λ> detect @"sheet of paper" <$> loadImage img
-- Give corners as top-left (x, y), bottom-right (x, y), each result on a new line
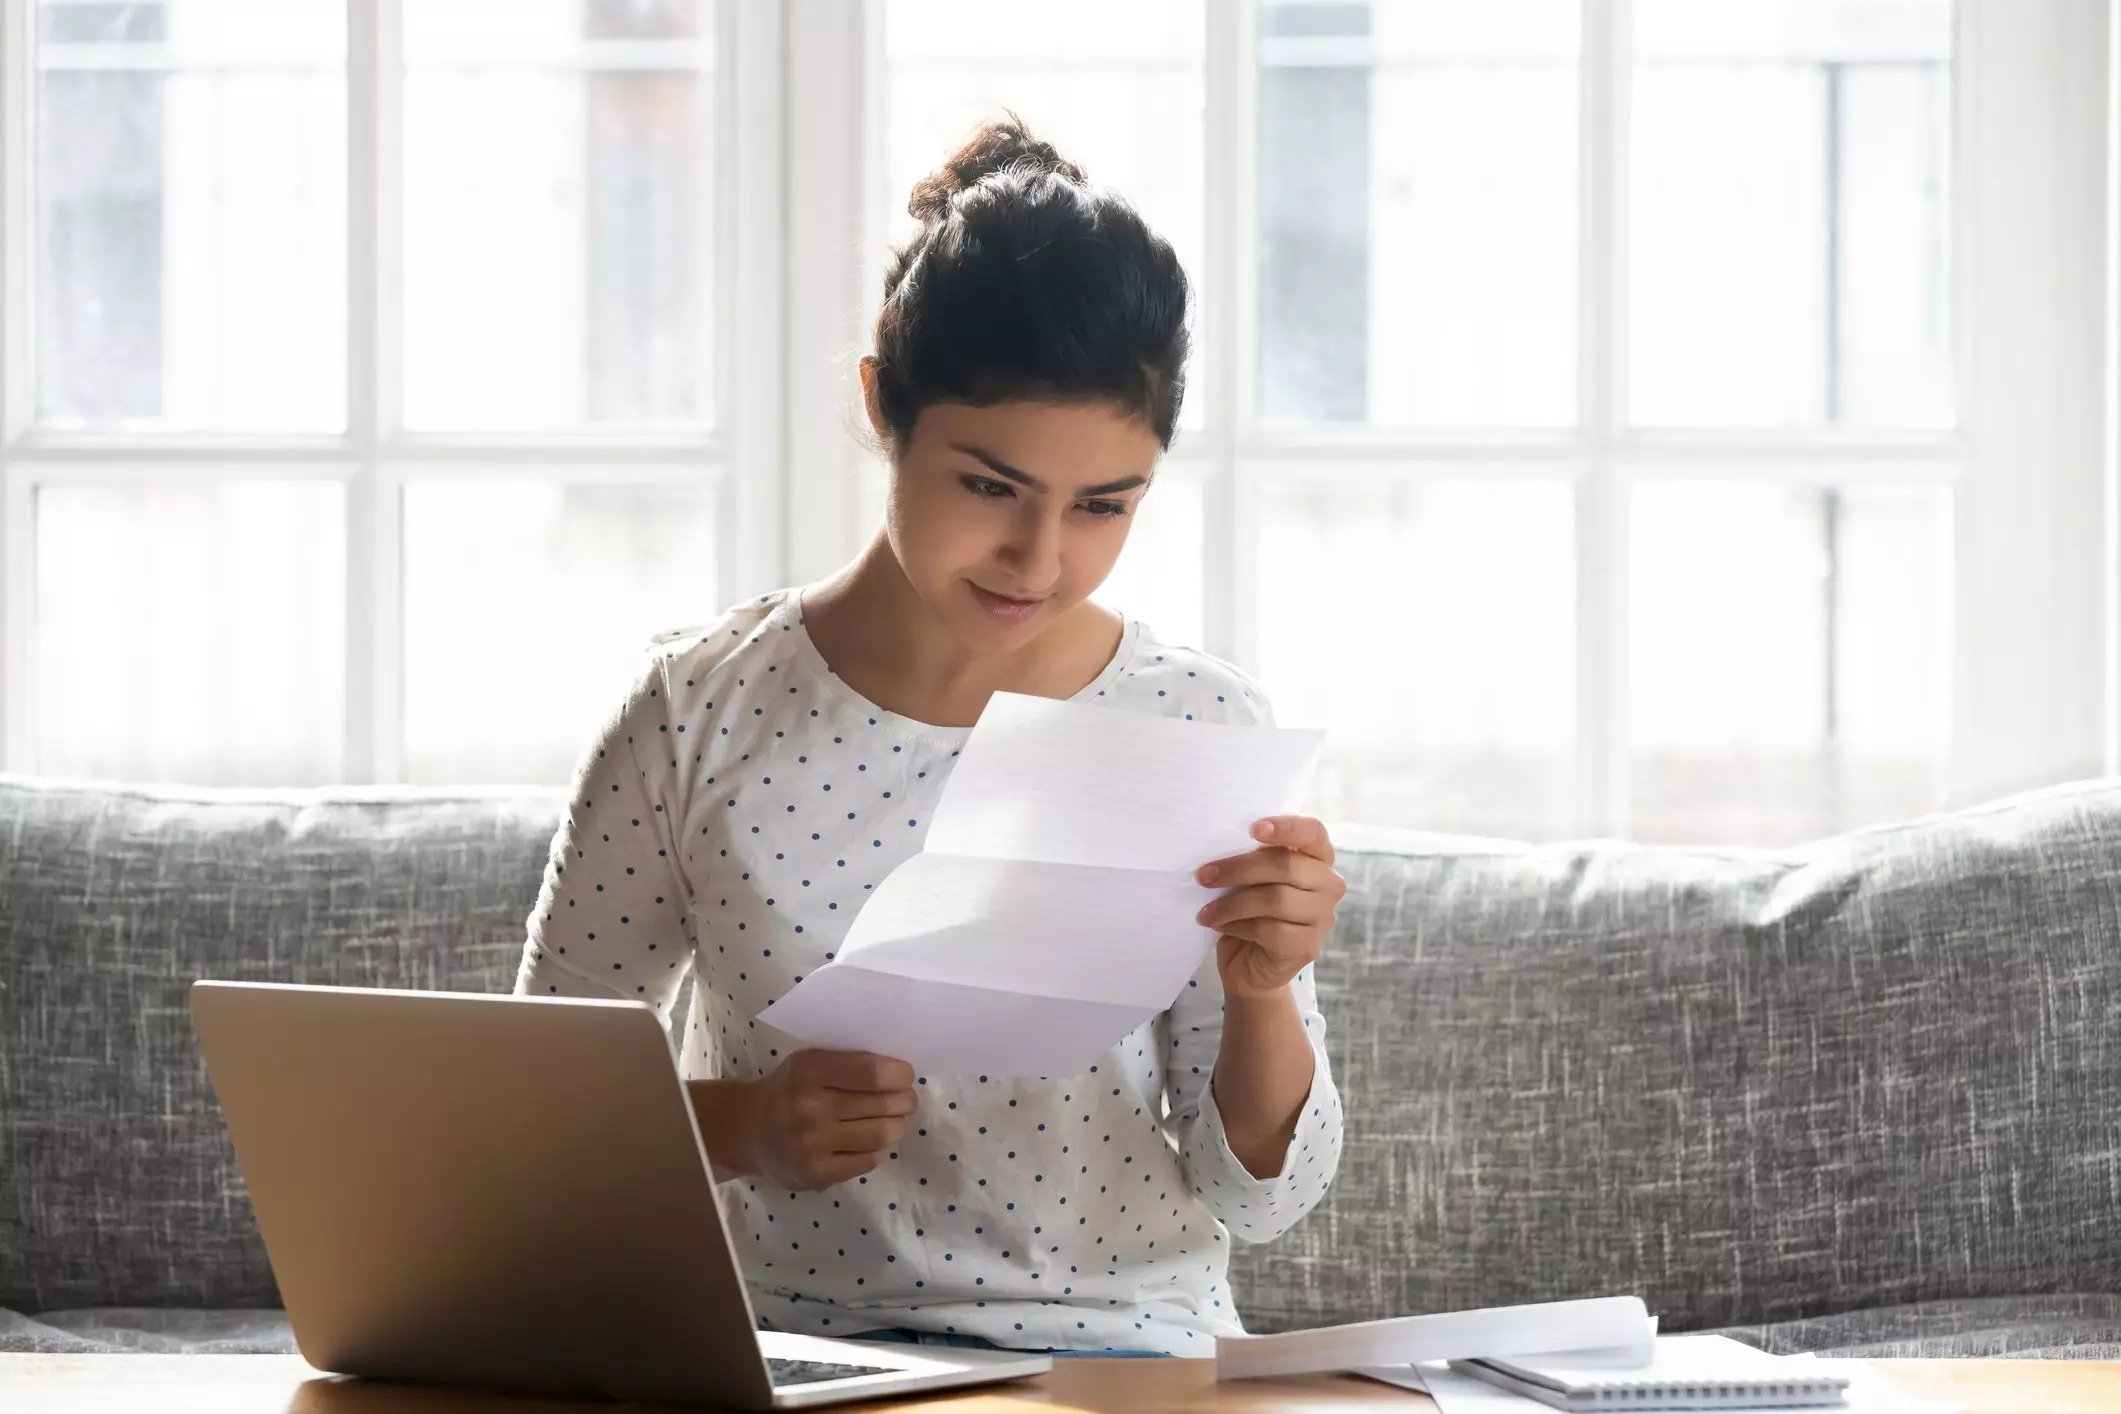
top-left (752, 967), bottom-right (1155, 1078)
top-left (1405, 1362), bottom-right (1541, 1410)
top-left (756, 691), bottom-right (1325, 1077)
top-left (1215, 1297), bottom-right (1654, 1381)
top-left (1416, 1360), bottom-right (1574, 1411)
top-left (1353, 1365), bottom-right (1431, 1394)
top-left (830, 854), bottom-right (1216, 1006)
top-left (924, 690), bottom-right (1326, 871)
top-left (1465, 1332), bottom-right (1822, 1385)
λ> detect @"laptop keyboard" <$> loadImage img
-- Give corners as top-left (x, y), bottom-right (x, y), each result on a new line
top-left (766, 1357), bottom-right (897, 1387)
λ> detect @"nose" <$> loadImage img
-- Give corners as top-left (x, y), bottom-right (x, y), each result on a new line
top-left (997, 503), bottom-right (1064, 593)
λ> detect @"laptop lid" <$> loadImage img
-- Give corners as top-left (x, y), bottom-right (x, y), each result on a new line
top-left (190, 981), bottom-right (779, 1407)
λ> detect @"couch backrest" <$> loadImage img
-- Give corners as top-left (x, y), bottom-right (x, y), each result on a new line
top-left (0, 778), bottom-right (567, 1312)
top-left (4, 775), bottom-right (2119, 1329)
top-left (1228, 786), bottom-right (2121, 1332)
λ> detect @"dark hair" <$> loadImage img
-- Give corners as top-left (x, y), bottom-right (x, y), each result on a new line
top-left (869, 113), bottom-right (1191, 451)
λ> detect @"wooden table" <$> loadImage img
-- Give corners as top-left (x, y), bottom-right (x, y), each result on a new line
top-left (4, 1354), bottom-right (2121, 1413)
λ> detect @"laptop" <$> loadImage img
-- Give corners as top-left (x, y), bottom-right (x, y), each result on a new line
top-left (188, 981), bottom-right (1052, 1408)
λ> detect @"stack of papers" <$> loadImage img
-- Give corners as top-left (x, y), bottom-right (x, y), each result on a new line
top-left (757, 691), bottom-right (1324, 1077)
top-left (1220, 1301), bottom-right (1948, 1414)
top-left (1216, 1297), bottom-right (1657, 1380)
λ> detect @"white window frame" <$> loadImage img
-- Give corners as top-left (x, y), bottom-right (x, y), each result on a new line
top-left (0, 0), bottom-right (786, 784)
top-left (790, 0), bottom-right (2116, 836)
top-left (0, 0), bottom-right (2111, 836)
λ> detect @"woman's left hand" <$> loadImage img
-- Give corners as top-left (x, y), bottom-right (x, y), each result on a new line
top-left (1194, 815), bottom-right (1347, 1000)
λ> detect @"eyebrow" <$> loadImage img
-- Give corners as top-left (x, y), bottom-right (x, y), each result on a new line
top-left (950, 443), bottom-right (1148, 499)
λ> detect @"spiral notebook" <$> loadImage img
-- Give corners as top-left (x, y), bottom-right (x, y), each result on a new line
top-left (1451, 1334), bottom-right (1850, 1411)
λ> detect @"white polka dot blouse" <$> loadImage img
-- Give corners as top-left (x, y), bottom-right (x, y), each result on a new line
top-left (514, 588), bottom-right (1345, 1355)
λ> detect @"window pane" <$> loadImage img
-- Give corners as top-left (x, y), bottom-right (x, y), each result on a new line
top-left (1629, 481), bottom-right (1951, 845)
top-left (1254, 477), bottom-right (1576, 838)
top-left (36, 481), bottom-right (346, 783)
top-left (403, 0), bottom-right (716, 430)
top-left (880, 1), bottom-right (1205, 430)
top-left (1630, 0), bottom-right (1953, 428)
top-left (1258, 0), bottom-right (1578, 428)
top-left (402, 479), bottom-right (718, 784)
top-left (1092, 469), bottom-right (1204, 651)
top-left (32, 0), bottom-right (346, 430)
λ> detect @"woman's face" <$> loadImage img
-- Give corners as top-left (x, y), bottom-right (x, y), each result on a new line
top-left (880, 395), bottom-right (1160, 650)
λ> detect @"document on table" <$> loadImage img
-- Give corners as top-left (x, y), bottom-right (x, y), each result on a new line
top-left (1216, 1297), bottom-right (1655, 1381)
top-left (755, 690), bottom-right (1325, 1077)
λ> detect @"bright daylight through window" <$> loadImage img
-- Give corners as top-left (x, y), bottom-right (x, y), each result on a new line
top-left (8, 0), bottom-right (2091, 851)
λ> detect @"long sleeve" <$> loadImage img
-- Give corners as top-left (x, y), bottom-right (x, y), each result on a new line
top-left (514, 651), bottom-right (697, 1024)
top-left (1152, 673), bottom-right (1345, 1242)
top-left (1159, 944), bottom-right (1344, 1244)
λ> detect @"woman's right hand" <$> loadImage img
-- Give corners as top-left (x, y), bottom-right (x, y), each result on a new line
top-left (742, 1049), bottom-right (919, 1191)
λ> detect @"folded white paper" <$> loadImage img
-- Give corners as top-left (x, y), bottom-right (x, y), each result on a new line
top-left (1215, 1296), bottom-right (1655, 1381)
top-left (755, 691), bottom-right (1325, 1077)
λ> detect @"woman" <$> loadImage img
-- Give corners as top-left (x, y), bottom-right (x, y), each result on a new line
top-left (515, 116), bottom-right (1346, 1356)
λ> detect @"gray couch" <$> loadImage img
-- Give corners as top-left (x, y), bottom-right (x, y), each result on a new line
top-left (4, 773), bottom-right (2120, 1358)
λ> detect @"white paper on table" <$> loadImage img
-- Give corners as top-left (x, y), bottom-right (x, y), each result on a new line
top-left (1215, 1297), bottom-right (1655, 1381)
top-left (1404, 1362), bottom-right (1542, 1410)
top-left (1416, 1360), bottom-right (1579, 1411)
top-left (1353, 1364), bottom-right (1431, 1394)
top-left (755, 691), bottom-right (1324, 1077)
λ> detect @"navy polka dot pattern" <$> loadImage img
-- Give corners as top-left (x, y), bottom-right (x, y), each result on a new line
top-left (513, 589), bottom-right (1345, 1355)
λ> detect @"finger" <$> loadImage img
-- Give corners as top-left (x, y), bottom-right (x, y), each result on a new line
top-left (1250, 815), bottom-right (1334, 864)
top-left (829, 1086), bottom-right (918, 1121)
top-left (1214, 915), bottom-right (1322, 956)
top-left (1196, 881), bottom-right (1332, 933)
top-left (829, 1115), bottom-right (907, 1154)
top-left (1195, 847), bottom-right (1340, 892)
top-left (813, 1050), bottom-right (917, 1093)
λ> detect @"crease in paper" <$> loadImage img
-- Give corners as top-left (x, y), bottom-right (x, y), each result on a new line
top-left (756, 691), bottom-right (1324, 1077)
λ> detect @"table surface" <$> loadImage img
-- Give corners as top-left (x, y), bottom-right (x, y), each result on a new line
top-left (3, 1354), bottom-right (2121, 1414)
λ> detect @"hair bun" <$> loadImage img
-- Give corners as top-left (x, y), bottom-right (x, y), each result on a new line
top-left (907, 111), bottom-right (1086, 223)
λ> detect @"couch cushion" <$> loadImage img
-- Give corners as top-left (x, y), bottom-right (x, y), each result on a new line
top-left (7, 1295), bottom-right (2121, 1359)
top-left (1718, 1295), bottom-right (2121, 1359)
top-left (1229, 781), bottom-right (2121, 1334)
top-left (0, 777), bottom-right (569, 1313)
top-left (0, 1307), bottom-right (299, 1355)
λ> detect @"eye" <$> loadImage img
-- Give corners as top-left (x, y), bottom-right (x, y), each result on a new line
top-left (960, 475), bottom-right (1015, 501)
top-left (1078, 499), bottom-right (1131, 519)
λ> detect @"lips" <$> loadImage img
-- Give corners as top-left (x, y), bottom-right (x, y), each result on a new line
top-left (970, 583), bottom-right (1047, 622)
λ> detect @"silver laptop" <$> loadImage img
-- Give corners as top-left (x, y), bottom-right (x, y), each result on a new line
top-left (189, 981), bottom-right (1051, 1408)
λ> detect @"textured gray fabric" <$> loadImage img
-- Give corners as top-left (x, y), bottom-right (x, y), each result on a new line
top-left (7, 772), bottom-right (2121, 1356)
top-left (1716, 1294), bottom-right (2121, 1359)
top-left (0, 1307), bottom-right (298, 1355)
top-left (8, 1295), bottom-right (2121, 1358)
top-left (1229, 781), bottom-right (2121, 1335)
top-left (0, 776), bottom-right (568, 1313)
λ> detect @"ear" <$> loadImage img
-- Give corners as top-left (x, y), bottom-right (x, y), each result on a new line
top-left (858, 356), bottom-right (891, 448)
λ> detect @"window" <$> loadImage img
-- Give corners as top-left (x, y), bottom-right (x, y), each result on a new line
top-left (856, 0), bottom-right (2100, 845)
top-left (32, 0), bottom-right (347, 432)
top-left (6, 1), bottom-right (2111, 847)
top-left (10, 0), bottom-right (759, 787)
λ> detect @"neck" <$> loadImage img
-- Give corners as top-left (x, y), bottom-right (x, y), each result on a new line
top-left (804, 533), bottom-right (1016, 718)
top-left (800, 532), bottom-right (1117, 726)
